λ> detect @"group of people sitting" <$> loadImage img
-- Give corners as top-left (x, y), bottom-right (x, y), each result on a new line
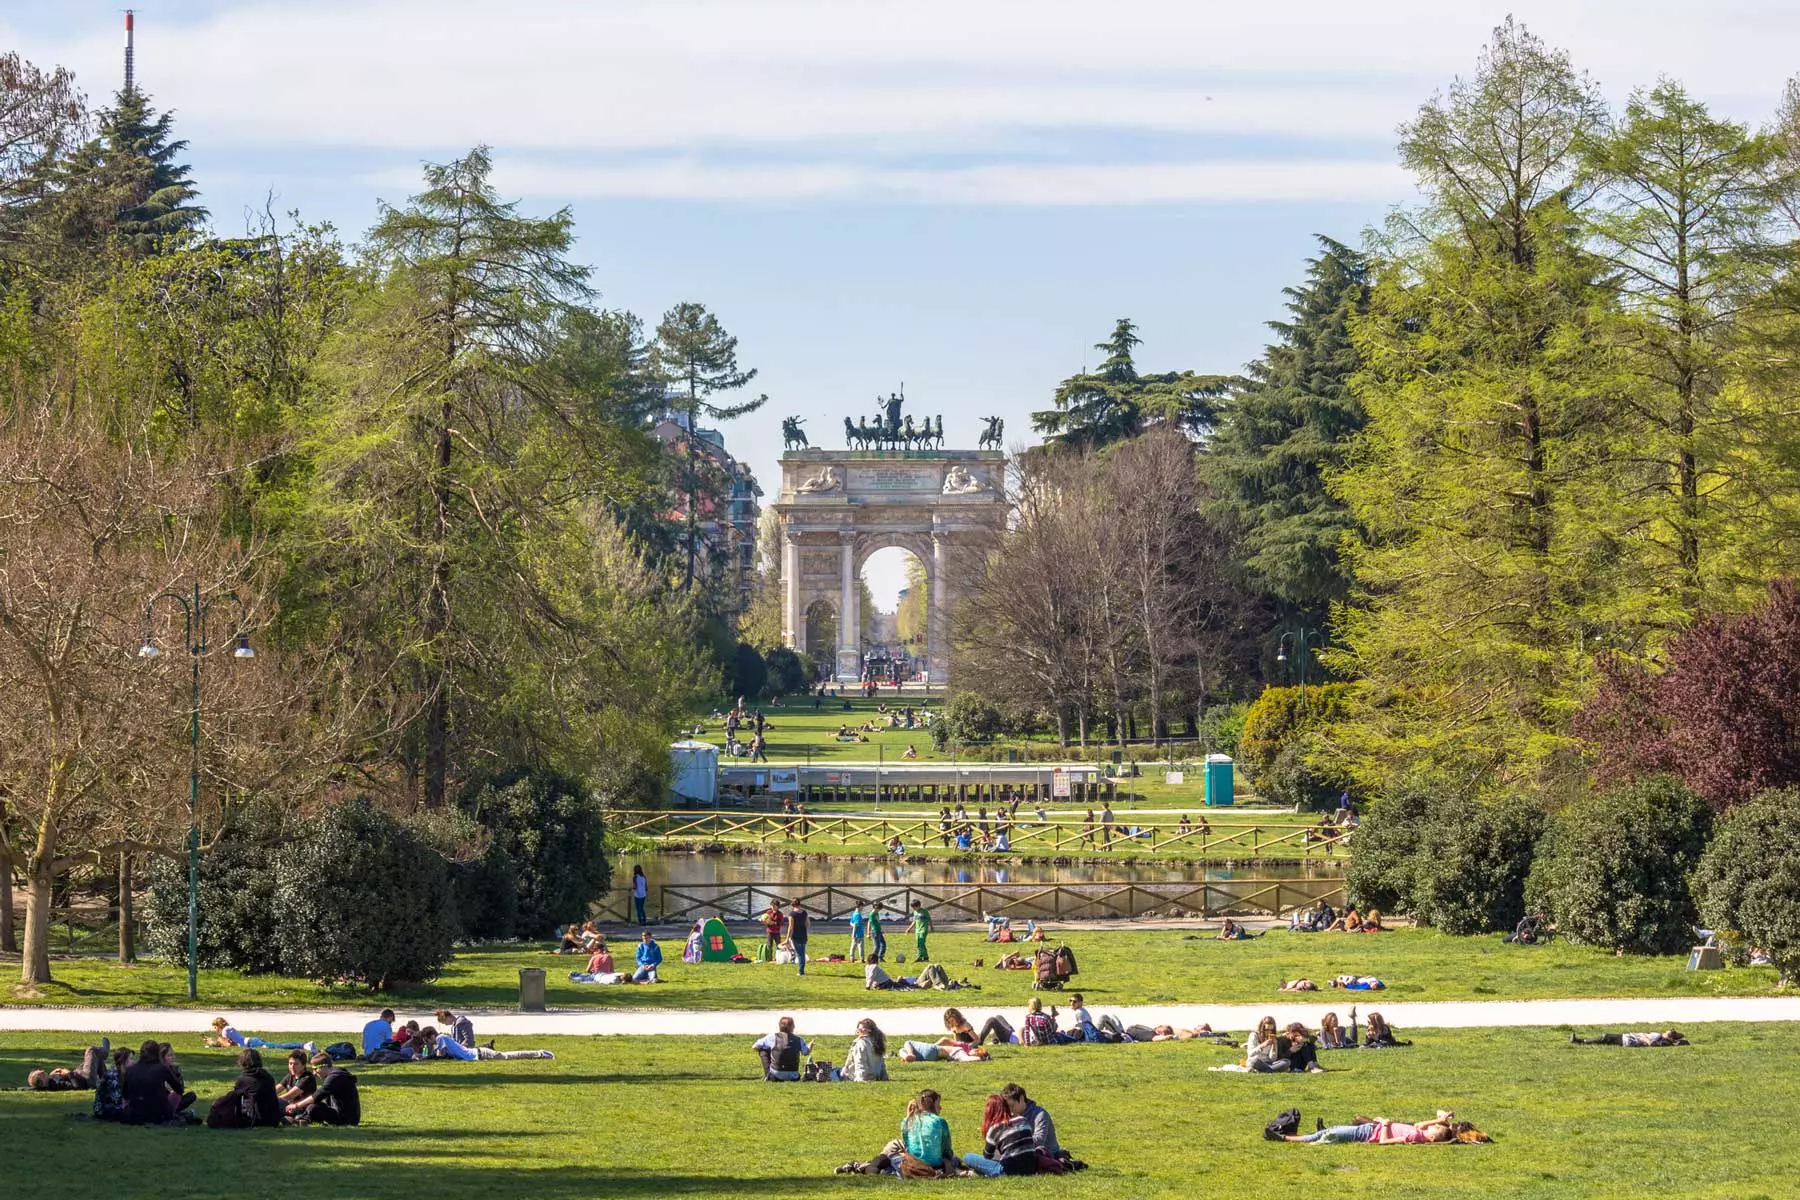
top-left (568, 929), bottom-right (664, 983)
top-left (836, 1084), bottom-right (1082, 1178)
top-left (357, 1008), bottom-right (555, 1063)
top-left (25, 1037), bottom-right (359, 1129)
top-left (1287, 902), bottom-right (1385, 933)
top-left (1207, 1009), bottom-right (1409, 1070)
top-left (755, 1015), bottom-right (893, 1081)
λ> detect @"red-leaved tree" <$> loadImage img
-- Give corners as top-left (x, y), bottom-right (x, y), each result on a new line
top-left (1577, 580), bottom-right (1800, 809)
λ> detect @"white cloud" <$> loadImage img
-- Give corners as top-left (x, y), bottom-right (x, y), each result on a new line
top-left (8, 0), bottom-right (1797, 206)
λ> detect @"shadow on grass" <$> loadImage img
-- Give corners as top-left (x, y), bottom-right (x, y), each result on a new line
top-left (359, 1070), bottom-right (728, 1088)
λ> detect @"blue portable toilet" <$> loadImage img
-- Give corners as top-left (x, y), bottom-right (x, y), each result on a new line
top-left (1203, 754), bottom-right (1235, 807)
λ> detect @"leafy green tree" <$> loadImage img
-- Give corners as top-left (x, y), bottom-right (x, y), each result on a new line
top-left (650, 302), bottom-right (766, 592)
top-left (1584, 82), bottom-right (1782, 623)
top-left (458, 767), bottom-right (611, 939)
top-left (1201, 237), bottom-right (1369, 616)
top-left (1032, 318), bottom-right (1231, 450)
top-left (1329, 19), bottom-right (1617, 798)
top-left (1693, 787), bottom-right (1800, 982)
top-left (1526, 777), bottom-right (1711, 953)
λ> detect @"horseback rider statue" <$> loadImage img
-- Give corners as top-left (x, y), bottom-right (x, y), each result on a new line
top-left (782, 416), bottom-right (809, 450)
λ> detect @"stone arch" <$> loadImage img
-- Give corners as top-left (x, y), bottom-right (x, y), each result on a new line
top-left (802, 597), bottom-right (837, 664)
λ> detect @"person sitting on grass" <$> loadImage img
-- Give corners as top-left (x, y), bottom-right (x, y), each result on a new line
top-left (122, 1040), bottom-right (195, 1125)
top-left (287, 1052), bottom-right (360, 1125)
top-left (434, 1009), bottom-right (475, 1048)
top-left (1020, 996), bottom-right (1062, 1045)
top-left (1246, 1016), bottom-right (1291, 1072)
top-left (1569, 1029), bottom-right (1688, 1047)
top-left (1318, 1012), bottom-right (1354, 1049)
top-left (1274, 1109), bottom-right (1486, 1144)
top-left (836, 1019), bottom-right (889, 1082)
top-left (207, 1048), bottom-right (284, 1128)
top-left (206, 1017), bottom-right (314, 1053)
top-left (1363, 1011), bottom-right (1411, 1048)
top-left (1279, 978), bottom-right (1319, 992)
top-left (277, 1051), bottom-right (317, 1108)
top-left (1279, 1022), bottom-right (1325, 1073)
top-left (633, 930), bottom-right (663, 982)
top-left (1327, 907), bottom-right (1363, 932)
top-left (943, 1006), bottom-right (1015, 1048)
top-left (1358, 908), bottom-right (1385, 931)
top-left (902, 1089), bottom-right (959, 1175)
top-left (585, 941), bottom-right (615, 975)
top-left (26, 1040), bottom-right (108, 1091)
top-left (1330, 974), bottom-right (1385, 990)
top-left (93, 1046), bottom-right (131, 1121)
top-left (361, 1009), bottom-right (396, 1057)
top-left (962, 1093), bottom-right (1041, 1176)
top-left (754, 1016), bottom-right (812, 1081)
top-left (1003, 1082), bottom-right (1068, 1166)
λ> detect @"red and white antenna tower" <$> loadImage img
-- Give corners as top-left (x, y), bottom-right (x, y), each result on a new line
top-left (123, 10), bottom-right (136, 92)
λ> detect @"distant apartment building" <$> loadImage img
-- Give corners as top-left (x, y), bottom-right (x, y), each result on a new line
top-left (651, 410), bottom-right (762, 615)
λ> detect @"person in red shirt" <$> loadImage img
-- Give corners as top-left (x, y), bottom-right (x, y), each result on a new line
top-left (761, 901), bottom-right (787, 961)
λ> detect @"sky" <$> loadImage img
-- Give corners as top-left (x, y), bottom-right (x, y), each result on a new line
top-left (7, 1), bottom-right (1799, 608)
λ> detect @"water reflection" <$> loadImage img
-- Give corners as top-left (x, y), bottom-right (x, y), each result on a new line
top-left (630, 851), bottom-right (1342, 892)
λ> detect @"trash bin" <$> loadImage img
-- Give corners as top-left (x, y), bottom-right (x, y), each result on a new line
top-left (1203, 754), bottom-right (1235, 807)
top-left (1687, 945), bottom-right (1723, 972)
top-left (518, 967), bottom-right (547, 1012)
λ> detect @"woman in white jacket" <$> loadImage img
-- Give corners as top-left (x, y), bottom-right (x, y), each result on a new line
top-left (1246, 1016), bottom-right (1292, 1072)
top-left (836, 1019), bottom-right (890, 1082)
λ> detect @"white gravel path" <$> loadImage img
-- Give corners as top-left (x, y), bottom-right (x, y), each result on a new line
top-left (1, 995), bottom-right (1795, 1037)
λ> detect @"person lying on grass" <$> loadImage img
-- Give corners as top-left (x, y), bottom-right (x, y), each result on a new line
top-left (205, 1017), bottom-right (314, 1053)
top-left (944, 1006), bottom-right (1015, 1048)
top-left (1274, 1110), bottom-right (1489, 1144)
top-left (420, 1024), bottom-right (555, 1061)
top-left (1217, 919), bottom-right (1260, 940)
top-left (25, 1040), bottom-right (108, 1091)
top-left (898, 1039), bottom-right (990, 1062)
top-left (1149, 1023), bottom-right (1240, 1045)
top-left (1279, 978), bottom-right (1319, 991)
top-left (1569, 1029), bottom-right (1688, 1047)
top-left (1330, 974), bottom-right (1385, 990)
top-left (1326, 907), bottom-right (1363, 932)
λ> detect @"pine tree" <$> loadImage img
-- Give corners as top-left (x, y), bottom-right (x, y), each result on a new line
top-left (650, 302), bottom-right (766, 593)
top-left (1032, 318), bottom-right (1231, 451)
top-left (79, 86), bottom-right (207, 252)
top-left (1200, 237), bottom-right (1370, 618)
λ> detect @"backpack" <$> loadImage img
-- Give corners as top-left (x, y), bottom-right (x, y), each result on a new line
top-left (1264, 1108), bottom-right (1302, 1139)
top-left (92, 1069), bottom-right (126, 1121)
top-left (802, 1060), bottom-right (834, 1082)
top-left (206, 1091), bottom-right (252, 1129)
top-left (1054, 946), bottom-right (1078, 977)
top-left (324, 1041), bottom-right (358, 1062)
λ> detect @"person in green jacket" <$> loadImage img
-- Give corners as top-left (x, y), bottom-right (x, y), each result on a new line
top-left (869, 906), bottom-right (886, 962)
top-left (910, 902), bottom-right (932, 963)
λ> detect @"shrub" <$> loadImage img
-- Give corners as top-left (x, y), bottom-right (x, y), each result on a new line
top-left (1693, 787), bottom-right (1800, 982)
top-left (459, 767), bottom-right (611, 938)
top-left (1258, 735), bottom-right (1354, 810)
top-left (273, 797), bottom-right (456, 988)
top-left (143, 803), bottom-right (286, 972)
top-left (1196, 702), bottom-right (1251, 758)
top-left (1345, 787), bottom-right (1434, 914)
top-left (936, 692), bottom-right (1005, 746)
top-left (762, 646), bottom-right (809, 697)
top-left (1411, 794), bottom-right (1545, 935)
top-left (1238, 684), bottom-right (1354, 802)
top-left (1525, 777), bottom-right (1711, 953)
top-left (449, 842), bottom-right (520, 941)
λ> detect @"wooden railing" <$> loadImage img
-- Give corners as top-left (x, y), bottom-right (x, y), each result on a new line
top-left (631, 880), bottom-right (1344, 923)
top-left (611, 809), bottom-right (1353, 858)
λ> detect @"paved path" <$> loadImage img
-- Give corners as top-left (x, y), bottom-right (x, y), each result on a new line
top-left (2, 996), bottom-right (1796, 1037)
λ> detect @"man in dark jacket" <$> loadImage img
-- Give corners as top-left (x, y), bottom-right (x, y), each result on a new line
top-left (289, 1052), bottom-right (361, 1125)
top-left (210, 1049), bottom-right (284, 1128)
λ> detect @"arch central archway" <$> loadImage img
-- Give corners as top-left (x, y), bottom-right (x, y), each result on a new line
top-left (774, 448), bottom-right (1006, 685)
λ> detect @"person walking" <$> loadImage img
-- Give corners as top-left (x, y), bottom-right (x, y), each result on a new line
top-left (910, 901), bottom-right (933, 963)
top-left (632, 865), bottom-right (649, 925)
top-left (848, 903), bottom-right (869, 962)
top-left (788, 899), bottom-right (812, 976)
top-left (869, 905), bottom-right (887, 963)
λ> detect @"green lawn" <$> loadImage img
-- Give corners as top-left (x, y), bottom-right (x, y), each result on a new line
top-left (2, 1025), bottom-right (1793, 1198)
top-left (7, 927), bottom-right (1781, 1011)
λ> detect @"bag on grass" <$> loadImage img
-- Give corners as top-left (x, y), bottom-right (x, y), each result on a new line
top-left (1264, 1107), bottom-right (1301, 1139)
top-left (324, 1042), bottom-right (358, 1062)
top-left (206, 1092), bottom-right (252, 1129)
top-left (897, 1152), bottom-right (941, 1179)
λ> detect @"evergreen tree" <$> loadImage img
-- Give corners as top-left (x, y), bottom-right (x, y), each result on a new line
top-left (1032, 318), bottom-right (1231, 451)
top-left (1329, 19), bottom-right (1616, 798)
top-left (650, 302), bottom-right (766, 593)
top-left (1201, 237), bottom-right (1370, 617)
top-left (77, 86), bottom-right (207, 252)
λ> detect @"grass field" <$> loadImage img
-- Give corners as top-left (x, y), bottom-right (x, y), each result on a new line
top-left (7, 928), bottom-right (1781, 1011)
top-left (2, 1025), bottom-right (1792, 1199)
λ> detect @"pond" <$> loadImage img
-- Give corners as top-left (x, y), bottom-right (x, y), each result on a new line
top-left (627, 851), bottom-right (1343, 891)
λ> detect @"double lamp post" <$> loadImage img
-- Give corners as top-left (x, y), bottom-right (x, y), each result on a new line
top-left (139, 584), bottom-right (253, 1001)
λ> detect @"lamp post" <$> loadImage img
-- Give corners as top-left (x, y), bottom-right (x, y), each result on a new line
top-left (1275, 627), bottom-right (1321, 696)
top-left (139, 584), bottom-right (253, 1001)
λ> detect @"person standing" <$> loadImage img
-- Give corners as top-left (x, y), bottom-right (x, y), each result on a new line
top-left (788, 899), bottom-right (812, 976)
top-left (632, 865), bottom-right (649, 925)
top-left (910, 901), bottom-right (933, 963)
top-left (869, 905), bottom-right (887, 963)
top-left (761, 899), bottom-right (787, 962)
top-left (1100, 802), bottom-right (1115, 847)
top-left (848, 903), bottom-right (869, 962)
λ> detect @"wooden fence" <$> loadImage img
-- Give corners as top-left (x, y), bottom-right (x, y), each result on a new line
top-left (611, 809), bottom-right (1352, 858)
top-left (635, 880), bottom-right (1342, 923)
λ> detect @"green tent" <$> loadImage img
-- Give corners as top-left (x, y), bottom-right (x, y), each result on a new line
top-left (699, 916), bottom-right (739, 962)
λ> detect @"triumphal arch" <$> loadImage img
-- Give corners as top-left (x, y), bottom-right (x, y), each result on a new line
top-left (774, 402), bottom-right (1007, 684)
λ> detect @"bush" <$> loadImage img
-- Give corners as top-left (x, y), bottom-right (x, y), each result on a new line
top-left (935, 692), bottom-right (1005, 746)
top-left (1238, 684), bottom-right (1354, 805)
top-left (143, 803), bottom-right (286, 972)
top-left (273, 797), bottom-right (456, 988)
top-left (762, 646), bottom-right (809, 697)
top-left (459, 767), bottom-right (611, 939)
top-left (1345, 787), bottom-right (1434, 914)
top-left (1525, 777), bottom-right (1711, 953)
top-left (1411, 794), bottom-right (1545, 935)
top-left (1693, 787), bottom-right (1800, 982)
top-left (1196, 702), bottom-right (1250, 758)
top-left (449, 842), bottom-right (520, 941)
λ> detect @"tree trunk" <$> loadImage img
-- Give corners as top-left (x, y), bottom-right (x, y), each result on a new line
top-left (118, 851), bottom-right (135, 964)
top-left (20, 867), bottom-right (52, 985)
top-left (0, 829), bottom-right (15, 955)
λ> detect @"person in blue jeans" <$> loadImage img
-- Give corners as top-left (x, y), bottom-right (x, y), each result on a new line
top-left (869, 907), bottom-right (887, 962)
top-left (848, 903), bottom-right (869, 961)
top-left (632, 866), bottom-right (649, 925)
top-left (788, 900), bottom-right (811, 975)
top-left (633, 930), bottom-right (663, 982)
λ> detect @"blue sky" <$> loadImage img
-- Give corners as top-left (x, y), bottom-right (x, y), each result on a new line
top-left (7, 1), bottom-right (1798, 606)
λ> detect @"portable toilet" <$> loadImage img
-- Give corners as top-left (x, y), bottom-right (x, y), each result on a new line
top-left (1203, 754), bottom-right (1235, 807)
top-left (669, 740), bottom-right (719, 806)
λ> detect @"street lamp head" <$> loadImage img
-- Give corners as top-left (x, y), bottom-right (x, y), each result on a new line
top-left (138, 640), bottom-right (161, 659)
top-left (232, 632), bottom-right (254, 660)
top-left (1275, 650), bottom-right (1287, 663)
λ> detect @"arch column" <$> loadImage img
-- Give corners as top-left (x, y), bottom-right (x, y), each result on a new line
top-left (836, 531), bottom-right (860, 681)
top-left (928, 531), bottom-right (948, 685)
top-left (781, 528), bottom-right (801, 653)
